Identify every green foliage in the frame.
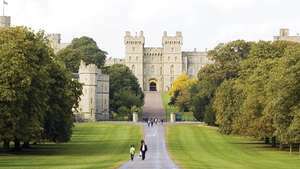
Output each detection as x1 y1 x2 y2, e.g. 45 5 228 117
56 36 107 72
0 27 82 149
104 64 144 120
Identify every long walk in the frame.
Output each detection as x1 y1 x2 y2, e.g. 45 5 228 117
119 92 179 169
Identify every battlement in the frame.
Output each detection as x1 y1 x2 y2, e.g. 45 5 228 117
124 31 145 45
274 28 300 43
162 31 183 46
0 16 11 27
79 60 101 74
48 33 61 44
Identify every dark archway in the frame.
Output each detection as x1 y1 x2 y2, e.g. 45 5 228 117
149 82 157 91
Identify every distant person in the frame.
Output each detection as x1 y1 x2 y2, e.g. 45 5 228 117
161 119 164 124
140 140 148 160
147 120 150 127
130 145 135 161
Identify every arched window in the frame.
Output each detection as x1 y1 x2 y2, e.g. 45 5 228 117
151 65 155 74
132 65 135 73
170 65 174 74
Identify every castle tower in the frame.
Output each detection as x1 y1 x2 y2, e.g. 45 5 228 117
124 31 145 90
280 28 289 37
162 31 183 91
0 16 11 27
78 60 98 121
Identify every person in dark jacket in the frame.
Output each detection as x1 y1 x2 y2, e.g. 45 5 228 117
140 140 148 160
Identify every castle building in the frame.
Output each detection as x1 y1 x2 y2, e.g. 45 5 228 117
47 33 70 53
106 31 212 92
0 16 11 27
73 61 110 121
274 28 300 43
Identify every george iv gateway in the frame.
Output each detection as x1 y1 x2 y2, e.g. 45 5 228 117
106 31 213 92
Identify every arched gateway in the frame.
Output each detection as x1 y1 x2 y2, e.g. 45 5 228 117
149 79 158 91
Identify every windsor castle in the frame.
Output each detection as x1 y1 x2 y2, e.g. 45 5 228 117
106 31 212 92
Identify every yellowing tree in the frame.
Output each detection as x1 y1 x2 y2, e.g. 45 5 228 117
168 73 196 96
168 73 196 111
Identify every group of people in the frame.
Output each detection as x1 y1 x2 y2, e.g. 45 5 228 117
130 140 148 161
145 118 164 127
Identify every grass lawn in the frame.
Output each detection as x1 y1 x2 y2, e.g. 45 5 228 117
161 92 195 121
167 124 300 169
0 123 142 169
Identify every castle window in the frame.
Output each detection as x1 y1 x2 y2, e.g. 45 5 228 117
170 65 174 74
132 65 135 73
151 65 155 74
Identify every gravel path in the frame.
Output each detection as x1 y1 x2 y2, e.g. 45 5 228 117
119 92 179 169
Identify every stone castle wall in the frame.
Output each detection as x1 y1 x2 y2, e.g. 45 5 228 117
106 31 212 92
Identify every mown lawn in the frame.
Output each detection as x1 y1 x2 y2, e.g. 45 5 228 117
167 124 300 169
0 123 142 169
161 92 195 121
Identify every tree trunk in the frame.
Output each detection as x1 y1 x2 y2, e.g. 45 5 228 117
3 140 9 150
279 143 283 150
271 136 276 147
14 140 21 151
265 137 270 144
22 141 30 148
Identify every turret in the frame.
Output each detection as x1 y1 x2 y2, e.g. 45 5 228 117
0 16 11 27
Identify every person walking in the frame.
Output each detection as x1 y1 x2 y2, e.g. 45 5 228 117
130 145 135 161
140 140 148 160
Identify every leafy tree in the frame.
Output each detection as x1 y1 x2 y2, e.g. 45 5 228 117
0 27 51 149
104 64 144 119
43 62 82 142
168 73 196 111
56 36 107 72
0 27 82 150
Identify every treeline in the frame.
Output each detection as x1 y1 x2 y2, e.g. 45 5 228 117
170 40 300 149
0 27 82 150
56 37 144 121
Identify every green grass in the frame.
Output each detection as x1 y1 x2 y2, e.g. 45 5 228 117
0 123 142 169
167 124 300 169
161 92 196 121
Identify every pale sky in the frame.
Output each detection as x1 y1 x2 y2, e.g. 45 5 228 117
3 0 300 57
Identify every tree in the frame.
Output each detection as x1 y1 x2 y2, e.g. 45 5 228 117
43 62 82 142
0 27 82 150
0 27 51 149
56 36 107 72
168 73 196 111
189 40 252 125
104 64 144 119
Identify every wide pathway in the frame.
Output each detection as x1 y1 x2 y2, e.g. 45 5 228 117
142 91 166 120
119 92 179 169
118 124 179 169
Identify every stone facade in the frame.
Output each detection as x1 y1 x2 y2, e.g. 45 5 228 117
47 33 70 53
274 28 300 43
106 31 213 92
0 16 11 27
74 61 110 121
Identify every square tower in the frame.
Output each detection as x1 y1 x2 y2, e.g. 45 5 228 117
162 31 183 91
124 31 145 90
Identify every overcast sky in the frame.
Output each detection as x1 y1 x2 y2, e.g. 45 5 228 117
3 0 300 57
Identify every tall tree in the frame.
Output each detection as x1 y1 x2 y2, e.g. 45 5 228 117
104 64 144 119
56 36 107 72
